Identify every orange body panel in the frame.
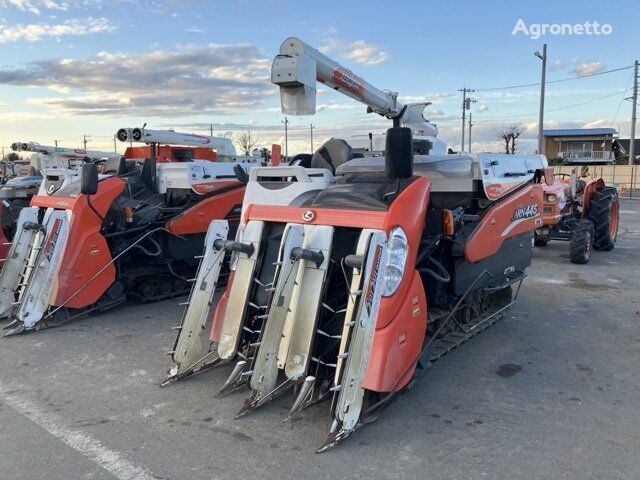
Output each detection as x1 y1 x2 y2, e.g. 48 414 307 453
165 186 245 236
464 184 543 263
191 181 240 196
124 145 217 163
541 181 570 225
271 144 282 166
245 204 387 230
40 178 126 308
362 270 427 392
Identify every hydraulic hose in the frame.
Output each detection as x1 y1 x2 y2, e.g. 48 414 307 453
418 256 451 283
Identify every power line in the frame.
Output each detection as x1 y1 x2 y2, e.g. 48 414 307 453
478 89 631 120
476 65 634 92
610 71 634 125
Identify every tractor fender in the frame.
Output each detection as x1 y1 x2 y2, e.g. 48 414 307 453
581 178 606 217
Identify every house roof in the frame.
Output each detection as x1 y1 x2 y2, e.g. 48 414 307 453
543 128 617 137
613 138 640 154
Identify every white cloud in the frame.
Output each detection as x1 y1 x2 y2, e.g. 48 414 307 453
0 110 53 123
0 0 68 15
319 37 389 66
573 61 604 77
0 17 116 43
184 27 204 34
477 105 489 113
550 59 566 71
0 43 274 116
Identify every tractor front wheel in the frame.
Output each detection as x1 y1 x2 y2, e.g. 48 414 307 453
587 187 619 251
534 233 549 247
570 219 594 264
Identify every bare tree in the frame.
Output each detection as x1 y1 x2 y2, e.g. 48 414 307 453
498 129 511 154
237 131 258 156
496 125 523 154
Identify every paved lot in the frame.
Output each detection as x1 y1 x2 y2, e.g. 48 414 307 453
0 200 639 480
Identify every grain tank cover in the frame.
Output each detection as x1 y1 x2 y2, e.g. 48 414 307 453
337 153 548 199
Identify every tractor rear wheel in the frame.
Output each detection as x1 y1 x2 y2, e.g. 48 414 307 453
587 187 619 251
569 219 594 264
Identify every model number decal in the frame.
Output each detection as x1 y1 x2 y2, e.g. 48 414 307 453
365 244 383 316
512 204 538 221
44 218 63 262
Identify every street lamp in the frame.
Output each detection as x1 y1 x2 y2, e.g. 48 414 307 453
535 44 547 155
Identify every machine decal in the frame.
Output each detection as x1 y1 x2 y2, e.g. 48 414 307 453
332 68 366 96
364 244 382 316
511 204 539 221
44 218 63 262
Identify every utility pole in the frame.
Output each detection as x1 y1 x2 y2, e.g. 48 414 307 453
310 123 314 153
210 124 214 137
282 117 289 160
83 134 91 150
535 44 547 155
468 113 473 153
54 139 58 147
113 135 117 153
629 59 638 166
458 87 475 152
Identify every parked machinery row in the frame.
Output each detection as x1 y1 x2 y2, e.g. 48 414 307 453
0 37 619 451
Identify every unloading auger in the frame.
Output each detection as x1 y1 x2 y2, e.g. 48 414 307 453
166 37 547 451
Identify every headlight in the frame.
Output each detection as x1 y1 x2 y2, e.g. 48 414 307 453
544 194 557 203
382 227 408 297
229 224 245 271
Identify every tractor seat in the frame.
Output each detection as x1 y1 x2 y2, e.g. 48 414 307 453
305 129 417 211
310 138 353 174
104 157 134 175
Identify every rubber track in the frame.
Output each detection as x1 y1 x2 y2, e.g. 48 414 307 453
429 311 505 363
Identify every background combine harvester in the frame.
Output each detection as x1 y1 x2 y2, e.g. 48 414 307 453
0 128 265 336
166 37 547 451
1 142 120 269
535 167 619 264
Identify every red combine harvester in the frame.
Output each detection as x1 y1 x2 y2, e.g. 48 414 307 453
165 38 547 451
1 142 121 270
0 128 263 335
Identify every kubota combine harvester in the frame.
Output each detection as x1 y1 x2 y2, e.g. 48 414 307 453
166 38 546 451
0 128 261 335
1 142 121 269
534 166 619 264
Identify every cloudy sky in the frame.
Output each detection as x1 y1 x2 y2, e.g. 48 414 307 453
0 0 638 155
